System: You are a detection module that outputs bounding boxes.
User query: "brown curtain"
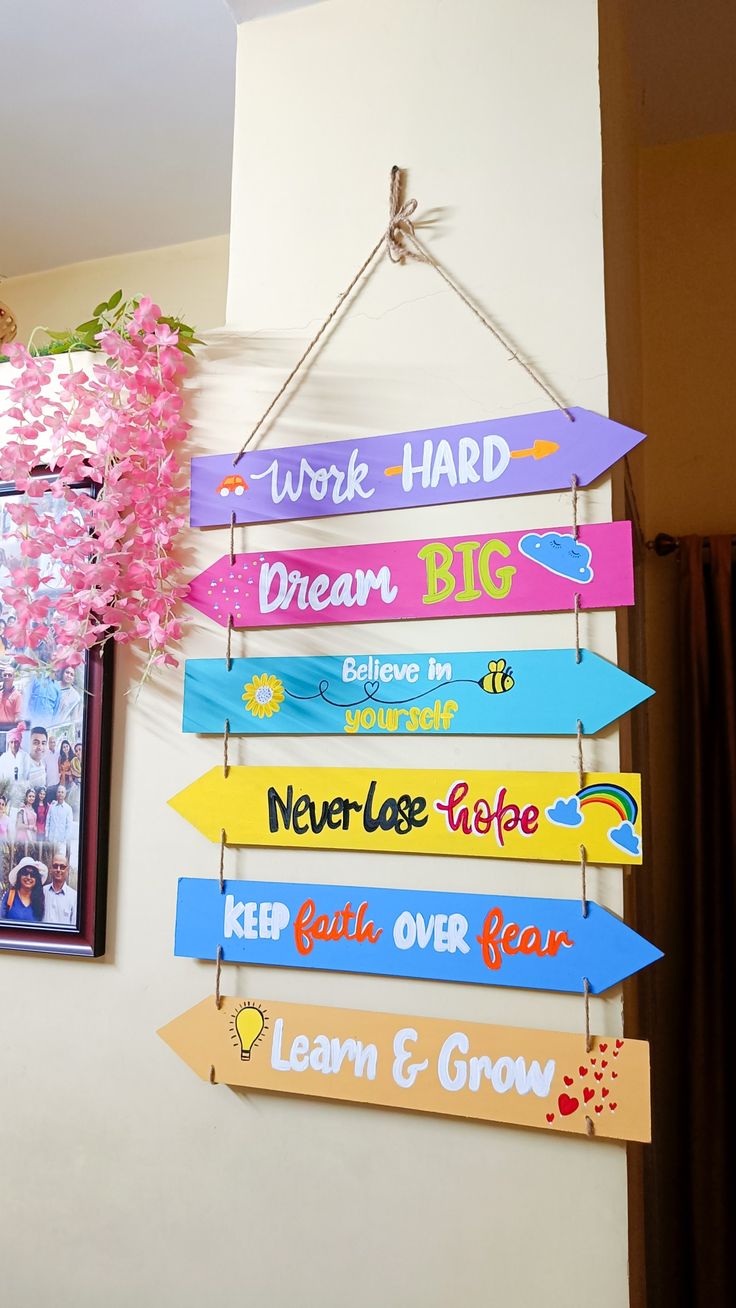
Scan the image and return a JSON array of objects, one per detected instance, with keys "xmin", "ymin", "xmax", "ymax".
[{"xmin": 645, "ymin": 535, "xmax": 735, "ymax": 1306}]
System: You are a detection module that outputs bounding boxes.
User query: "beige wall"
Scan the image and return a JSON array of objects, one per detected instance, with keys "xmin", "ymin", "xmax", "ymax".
[
  {"xmin": 1, "ymin": 3, "xmax": 634, "ymax": 1306},
  {"xmin": 1, "ymin": 234, "xmax": 230, "ymax": 343},
  {"xmin": 219, "ymin": 2, "xmax": 628, "ymax": 1305}
]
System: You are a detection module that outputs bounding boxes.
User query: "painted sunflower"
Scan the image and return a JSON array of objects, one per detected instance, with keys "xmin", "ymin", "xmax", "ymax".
[{"xmin": 242, "ymin": 673, "xmax": 285, "ymax": 719}]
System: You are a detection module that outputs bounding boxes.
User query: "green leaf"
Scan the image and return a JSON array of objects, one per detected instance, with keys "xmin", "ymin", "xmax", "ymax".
[
  {"xmin": 75, "ymin": 318, "xmax": 102, "ymax": 335},
  {"xmin": 45, "ymin": 329, "xmax": 74, "ymax": 342},
  {"xmin": 107, "ymin": 289, "xmax": 123, "ymax": 309},
  {"xmin": 92, "ymin": 301, "xmax": 108, "ymax": 316}
]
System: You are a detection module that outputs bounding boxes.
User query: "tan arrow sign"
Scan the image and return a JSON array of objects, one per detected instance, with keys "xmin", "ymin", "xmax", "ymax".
[{"xmin": 158, "ymin": 995, "xmax": 650, "ymax": 1142}]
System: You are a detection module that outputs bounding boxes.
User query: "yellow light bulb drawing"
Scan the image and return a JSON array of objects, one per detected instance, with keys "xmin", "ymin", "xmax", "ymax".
[{"xmin": 234, "ymin": 1004, "xmax": 266, "ymax": 1061}]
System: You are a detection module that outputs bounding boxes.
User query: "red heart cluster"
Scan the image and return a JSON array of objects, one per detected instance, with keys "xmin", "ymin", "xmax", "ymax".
[{"xmin": 546, "ymin": 1036, "xmax": 626, "ymax": 1128}]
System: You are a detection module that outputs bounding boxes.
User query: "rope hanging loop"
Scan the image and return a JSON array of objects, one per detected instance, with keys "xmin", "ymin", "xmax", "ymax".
[
  {"xmin": 233, "ymin": 165, "xmax": 572, "ymax": 463},
  {"xmin": 583, "ymin": 976, "xmax": 592, "ymax": 1053}
]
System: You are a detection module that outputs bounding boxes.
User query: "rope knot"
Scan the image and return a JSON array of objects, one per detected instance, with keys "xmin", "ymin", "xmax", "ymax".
[{"xmin": 387, "ymin": 167, "xmax": 423, "ymax": 263}]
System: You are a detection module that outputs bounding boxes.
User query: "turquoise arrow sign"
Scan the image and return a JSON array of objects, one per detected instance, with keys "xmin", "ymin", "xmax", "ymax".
[
  {"xmin": 182, "ymin": 648, "xmax": 653, "ymax": 736},
  {"xmin": 174, "ymin": 878, "xmax": 663, "ymax": 995}
]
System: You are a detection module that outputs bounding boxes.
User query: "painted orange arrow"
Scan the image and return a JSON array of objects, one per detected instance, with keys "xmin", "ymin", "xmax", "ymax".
[
  {"xmin": 383, "ymin": 439, "xmax": 559, "ymax": 475},
  {"xmin": 510, "ymin": 440, "xmax": 560, "ymax": 461}
]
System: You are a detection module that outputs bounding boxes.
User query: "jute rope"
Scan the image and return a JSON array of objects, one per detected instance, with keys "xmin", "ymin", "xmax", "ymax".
[
  {"xmin": 583, "ymin": 976, "xmax": 592, "ymax": 1054},
  {"xmin": 401, "ymin": 218, "xmax": 573, "ymax": 422},
  {"xmin": 576, "ymin": 719, "xmax": 588, "ymax": 919},
  {"xmin": 574, "ymin": 478, "xmax": 593, "ymax": 1134},
  {"xmin": 585, "ymin": 973, "xmax": 596, "ymax": 1135},
  {"xmin": 212, "ymin": 603, "xmax": 235, "ymax": 1083},
  {"xmin": 214, "ymin": 944, "xmax": 223, "ymax": 1009},
  {"xmin": 572, "ymin": 474, "xmax": 582, "ymax": 664},
  {"xmin": 219, "ymin": 828, "xmax": 227, "ymax": 894},
  {"xmin": 233, "ymin": 166, "xmax": 572, "ymax": 464},
  {"xmin": 576, "ymin": 719, "xmax": 585, "ymax": 790},
  {"xmin": 572, "ymin": 471, "xmax": 583, "ymax": 665},
  {"xmin": 572, "ymin": 473, "xmax": 589, "ymax": 926},
  {"xmin": 571, "ymin": 473, "xmax": 579, "ymax": 540},
  {"xmin": 574, "ymin": 592, "xmax": 581, "ymax": 664}
]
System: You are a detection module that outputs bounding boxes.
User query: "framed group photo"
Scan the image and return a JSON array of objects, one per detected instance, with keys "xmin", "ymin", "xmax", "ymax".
[{"xmin": 0, "ymin": 476, "xmax": 112, "ymax": 956}]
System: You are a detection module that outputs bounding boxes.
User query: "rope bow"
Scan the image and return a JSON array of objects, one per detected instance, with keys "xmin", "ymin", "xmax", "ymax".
[{"xmin": 386, "ymin": 166, "xmax": 423, "ymax": 263}]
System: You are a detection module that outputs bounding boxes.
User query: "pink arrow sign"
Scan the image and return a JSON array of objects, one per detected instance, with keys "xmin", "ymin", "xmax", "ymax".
[
  {"xmin": 186, "ymin": 521, "xmax": 634, "ymax": 630},
  {"xmin": 189, "ymin": 407, "xmax": 646, "ymax": 529}
]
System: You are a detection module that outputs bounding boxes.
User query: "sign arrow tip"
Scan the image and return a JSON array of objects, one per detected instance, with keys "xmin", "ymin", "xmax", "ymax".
[
  {"xmin": 588, "ymin": 906, "xmax": 664, "ymax": 993},
  {"xmin": 158, "ymin": 998, "xmax": 218, "ymax": 1081}
]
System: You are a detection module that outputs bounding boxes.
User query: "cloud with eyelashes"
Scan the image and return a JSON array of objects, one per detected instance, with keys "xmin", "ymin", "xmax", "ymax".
[{"xmin": 518, "ymin": 531, "xmax": 594, "ymax": 583}]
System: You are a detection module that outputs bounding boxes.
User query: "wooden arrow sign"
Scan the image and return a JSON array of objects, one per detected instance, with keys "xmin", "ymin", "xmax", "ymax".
[
  {"xmin": 189, "ymin": 408, "xmax": 645, "ymax": 528},
  {"xmin": 182, "ymin": 648, "xmax": 654, "ymax": 737},
  {"xmin": 168, "ymin": 766, "xmax": 643, "ymax": 865},
  {"xmin": 175, "ymin": 878, "xmax": 663, "ymax": 994},
  {"xmin": 158, "ymin": 994, "xmax": 651, "ymax": 1141},
  {"xmin": 186, "ymin": 521, "xmax": 634, "ymax": 631}
]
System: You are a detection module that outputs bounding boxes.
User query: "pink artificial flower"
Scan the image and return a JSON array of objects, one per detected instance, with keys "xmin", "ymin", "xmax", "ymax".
[
  {"xmin": 23, "ymin": 477, "xmax": 52, "ymax": 498},
  {"xmin": 0, "ymin": 342, "xmax": 29, "ymax": 368},
  {"xmin": 18, "ymin": 539, "xmax": 46, "ymax": 559},
  {"xmin": 53, "ymin": 648, "xmax": 85, "ymax": 668},
  {"xmin": 153, "ymin": 323, "xmax": 179, "ymax": 348},
  {"xmin": 0, "ymin": 303, "xmax": 188, "ymax": 679},
  {"xmin": 27, "ymin": 625, "xmax": 51, "ymax": 649},
  {"xmin": 5, "ymin": 501, "xmax": 41, "ymax": 527}
]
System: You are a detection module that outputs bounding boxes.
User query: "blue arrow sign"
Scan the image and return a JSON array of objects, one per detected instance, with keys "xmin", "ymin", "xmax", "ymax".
[
  {"xmin": 182, "ymin": 648, "xmax": 653, "ymax": 736},
  {"xmin": 174, "ymin": 878, "xmax": 663, "ymax": 995}
]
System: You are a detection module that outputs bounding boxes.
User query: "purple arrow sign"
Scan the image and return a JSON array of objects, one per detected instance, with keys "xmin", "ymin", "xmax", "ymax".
[{"xmin": 189, "ymin": 407, "xmax": 646, "ymax": 528}]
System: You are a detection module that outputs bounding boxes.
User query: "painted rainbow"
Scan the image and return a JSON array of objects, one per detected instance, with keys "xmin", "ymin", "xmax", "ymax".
[{"xmin": 576, "ymin": 783, "xmax": 639, "ymax": 824}]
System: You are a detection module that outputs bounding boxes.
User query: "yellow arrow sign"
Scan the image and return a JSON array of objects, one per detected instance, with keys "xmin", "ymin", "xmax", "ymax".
[
  {"xmin": 510, "ymin": 439, "xmax": 560, "ymax": 460},
  {"xmin": 168, "ymin": 766, "xmax": 642, "ymax": 865},
  {"xmin": 158, "ymin": 994, "xmax": 651, "ymax": 1142}
]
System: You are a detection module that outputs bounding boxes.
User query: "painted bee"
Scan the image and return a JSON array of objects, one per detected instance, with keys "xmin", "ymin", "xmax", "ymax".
[{"xmin": 479, "ymin": 658, "xmax": 515, "ymax": 694}]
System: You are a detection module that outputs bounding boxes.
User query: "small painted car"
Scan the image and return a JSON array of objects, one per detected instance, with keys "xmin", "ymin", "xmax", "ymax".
[{"xmin": 216, "ymin": 474, "xmax": 248, "ymax": 497}]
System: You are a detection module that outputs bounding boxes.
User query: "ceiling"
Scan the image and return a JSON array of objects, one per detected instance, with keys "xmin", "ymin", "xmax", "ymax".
[
  {"xmin": 2, "ymin": 0, "xmax": 735, "ymax": 279},
  {"xmin": 1, "ymin": 0, "xmax": 238, "ymax": 277}
]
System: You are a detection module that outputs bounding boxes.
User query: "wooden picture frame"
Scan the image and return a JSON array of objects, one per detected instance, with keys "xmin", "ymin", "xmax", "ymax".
[{"xmin": 0, "ymin": 477, "xmax": 113, "ymax": 956}]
